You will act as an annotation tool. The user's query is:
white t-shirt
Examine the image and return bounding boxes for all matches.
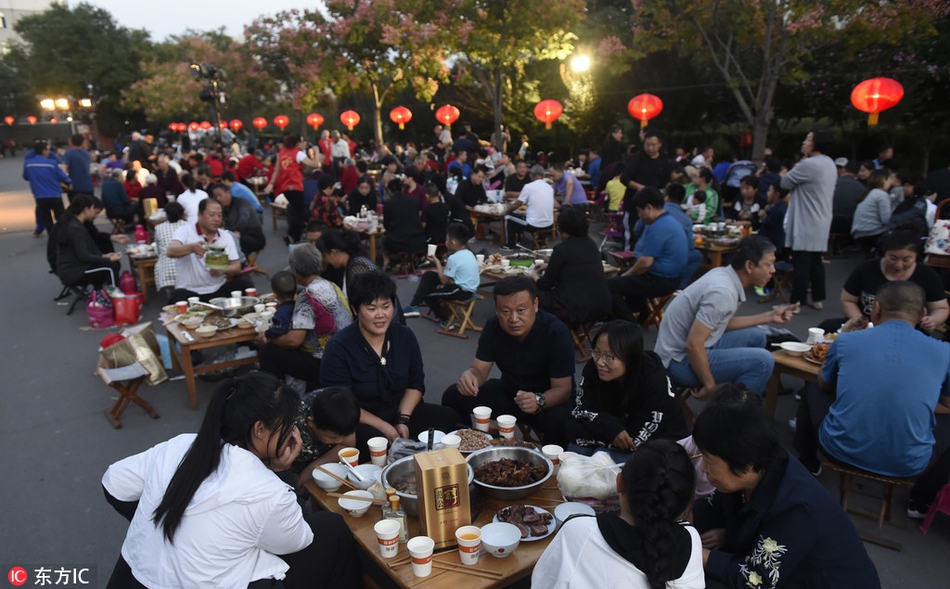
[102,434,312,588]
[171,222,240,294]
[517,179,556,228]
[176,189,209,224]
[331,139,350,159]
[532,517,704,589]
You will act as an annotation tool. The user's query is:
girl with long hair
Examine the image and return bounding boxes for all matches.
[532,439,703,588]
[102,372,362,589]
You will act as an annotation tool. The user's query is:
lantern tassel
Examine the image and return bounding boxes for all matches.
[868,112,879,126]
[399,123,405,130]
[545,122,552,130]
[640,118,648,129]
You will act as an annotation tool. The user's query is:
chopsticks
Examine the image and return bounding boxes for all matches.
[316,465,358,491]
[325,492,387,505]
[526,495,565,504]
[431,561,503,579]
[387,554,411,568]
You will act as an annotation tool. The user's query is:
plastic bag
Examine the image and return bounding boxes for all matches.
[557,452,622,501]
[86,289,114,329]
[388,438,430,463]
[113,293,143,326]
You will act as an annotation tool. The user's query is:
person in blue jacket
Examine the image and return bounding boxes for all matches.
[23,140,71,242]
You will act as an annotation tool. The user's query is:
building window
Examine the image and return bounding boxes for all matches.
[0,13,6,29]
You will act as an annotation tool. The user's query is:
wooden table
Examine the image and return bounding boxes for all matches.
[471,210,508,246]
[362,228,384,264]
[765,350,821,419]
[164,320,259,409]
[696,241,738,269]
[128,256,157,304]
[270,199,288,232]
[478,263,618,296]
[304,478,564,588]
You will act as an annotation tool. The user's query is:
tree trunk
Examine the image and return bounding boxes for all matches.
[492,68,504,154]
[372,82,384,149]
[751,110,771,162]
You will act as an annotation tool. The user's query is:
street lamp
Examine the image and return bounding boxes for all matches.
[40,98,55,111]
[570,55,590,73]
[78,98,92,108]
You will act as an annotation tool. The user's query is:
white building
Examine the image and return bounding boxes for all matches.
[0,0,64,55]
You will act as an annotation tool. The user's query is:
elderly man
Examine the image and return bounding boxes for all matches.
[154,154,183,196]
[166,198,253,303]
[794,281,950,515]
[211,183,266,258]
[608,187,688,322]
[781,128,837,310]
[441,276,575,445]
[655,236,795,397]
[502,165,558,250]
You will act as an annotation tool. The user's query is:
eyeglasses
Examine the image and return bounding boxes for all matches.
[591,350,618,365]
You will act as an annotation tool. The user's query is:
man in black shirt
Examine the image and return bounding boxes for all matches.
[620,129,672,192]
[441,277,576,445]
[504,160,531,199]
[456,164,488,211]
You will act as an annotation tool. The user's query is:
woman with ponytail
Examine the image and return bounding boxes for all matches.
[532,439,703,588]
[101,371,362,589]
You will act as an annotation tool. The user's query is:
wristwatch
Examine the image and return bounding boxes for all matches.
[534,393,547,413]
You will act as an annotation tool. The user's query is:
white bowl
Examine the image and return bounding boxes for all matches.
[195,325,218,338]
[346,464,382,490]
[338,490,374,517]
[417,430,445,445]
[780,341,811,356]
[311,463,348,492]
[480,522,521,558]
[554,501,596,525]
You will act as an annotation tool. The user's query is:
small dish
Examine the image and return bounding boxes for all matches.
[338,490,374,517]
[195,325,218,338]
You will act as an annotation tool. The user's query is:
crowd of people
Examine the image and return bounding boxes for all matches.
[20,121,950,588]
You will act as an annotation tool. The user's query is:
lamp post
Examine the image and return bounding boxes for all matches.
[190,63,227,138]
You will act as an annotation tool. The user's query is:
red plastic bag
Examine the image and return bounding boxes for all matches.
[113,293,143,326]
[87,290,114,329]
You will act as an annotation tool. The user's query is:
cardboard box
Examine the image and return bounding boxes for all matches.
[413,449,471,549]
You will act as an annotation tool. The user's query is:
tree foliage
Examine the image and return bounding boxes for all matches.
[623,0,950,159]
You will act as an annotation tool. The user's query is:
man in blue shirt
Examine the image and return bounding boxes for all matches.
[794,280,950,515]
[221,171,263,222]
[24,140,71,245]
[63,134,93,202]
[608,187,687,322]
[587,148,602,189]
[550,162,588,213]
[403,223,479,327]
[632,184,702,289]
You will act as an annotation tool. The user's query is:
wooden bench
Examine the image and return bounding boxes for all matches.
[822,460,915,551]
[100,361,159,429]
[569,323,594,363]
[641,292,675,330]
[428,295,483,339]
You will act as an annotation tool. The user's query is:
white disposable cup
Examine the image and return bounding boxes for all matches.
[559,451,580,464]
[230,290,242,299]
[441,434,461,450]
[497,414,517,439]
[476,254,485,265]
[473,406,492,432]
[807,327,824,344]
[427,244,437,257]
[542,444,564,465]
[407,536,435,577]
[374,519,401,559]
[254,303,266,313]
[534,259,544,266]
[265,302,278,310]
[455,526,482,566]
[338,447,360,467]
[246,288,258,297]
[187,296,200,305]
[367,437,389,467]
[501,259,511,268]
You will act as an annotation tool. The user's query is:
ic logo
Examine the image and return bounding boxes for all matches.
[8,567,27,586]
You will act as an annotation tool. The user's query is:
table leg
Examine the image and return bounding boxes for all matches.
[136,264,149,304]
[711,251,722,268]
[179,342,198,409]
[499,216,507,247]
[369,234,377,264]
[765,372,781,419]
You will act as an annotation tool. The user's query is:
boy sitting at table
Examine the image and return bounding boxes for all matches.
[292,386,361,485]
[402,223,480,328]
[261,270,298,342]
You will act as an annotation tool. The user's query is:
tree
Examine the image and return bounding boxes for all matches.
[122,30,270,124]
[622,0,949,160]
[12,2,150,133]
[449,0,586,150]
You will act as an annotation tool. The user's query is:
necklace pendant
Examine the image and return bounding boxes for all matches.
[380,357,387,366]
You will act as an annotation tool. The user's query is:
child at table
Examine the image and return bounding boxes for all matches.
[263,271,298,342]
[685,190,708,224]
[292,386,360,485]
[402,223,480,326]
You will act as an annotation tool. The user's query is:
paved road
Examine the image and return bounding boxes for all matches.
[0,154,946,586]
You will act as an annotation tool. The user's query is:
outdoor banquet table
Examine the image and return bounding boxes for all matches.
[303,476,564,588]
[127,254,157,304]
[696,240,738,269]
[765,349,821,420]
[477,260,619,296]
[164,319,258,409]
[471,209,508,246]
[361,227,384,264]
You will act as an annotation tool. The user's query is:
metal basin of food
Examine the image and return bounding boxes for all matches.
[380,455,475,517]
[208,296,260,318]
[466,447,554,501]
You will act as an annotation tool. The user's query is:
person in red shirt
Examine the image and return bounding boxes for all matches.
[338,158,360,194]
[343,133,358,160]
[236,150,266,183]
[124,169,142,202]
[316,130,333,167]
[206,152,225,178]
[265,134,322,243]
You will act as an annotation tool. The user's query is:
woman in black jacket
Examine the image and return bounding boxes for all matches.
[54,194,122,288]
[567,320,690,463]
[532,206,611,326]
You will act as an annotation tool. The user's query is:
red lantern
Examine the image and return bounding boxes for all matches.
[627,94,663,128]
[533,99,563,130]
[3,116,13,126]
[26,116,37,125]
[850,77,904,126]
[340,110,360,131]
[176,123,186,132]
[389,106,412,130]
[306,113,324,130]
[199,120,212,130]
[252,117,267,131]
[189,122,200,131]
[168,122,177,132]
[218,120,228,130]
[435,104,460,127]
[274,114,289,131]
[230,119,243,132]
[50,117,58,124]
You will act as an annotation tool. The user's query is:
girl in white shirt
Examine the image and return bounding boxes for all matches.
[102,372,362,589]
[532,439,704,589]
